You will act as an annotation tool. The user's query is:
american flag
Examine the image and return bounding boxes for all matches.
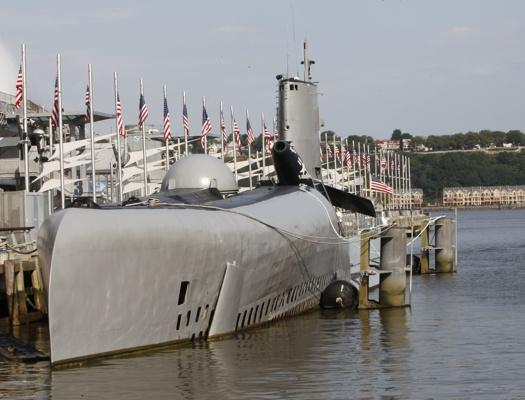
[246,116,254,144]
[163,95,172,141]
[233,119,242,150]
[220,108,227,142]
[50,75,60,127]
[343,146,352,166]
[327,144,333,159]
[15,65,23,109]
[84,85,91,123]
[335,144,341,161]
[201,103,212,147]
[263,122,272,150]
[182,101,190,138]
[116,93,127,138]
[138,93,149,127]
[380,156,387,174]
[371,176,394,195]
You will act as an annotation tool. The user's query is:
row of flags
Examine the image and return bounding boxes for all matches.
[321,133,412,203]
[14,56,276,153]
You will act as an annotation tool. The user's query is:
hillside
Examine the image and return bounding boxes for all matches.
[410,151,525,202]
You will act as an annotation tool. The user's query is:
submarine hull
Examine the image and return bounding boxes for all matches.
[39,186,348,365]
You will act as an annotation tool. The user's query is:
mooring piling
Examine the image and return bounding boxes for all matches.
[435,218,455,273]
[379,227,407,307]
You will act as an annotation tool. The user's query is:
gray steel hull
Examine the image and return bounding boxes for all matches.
[38,186,349,365]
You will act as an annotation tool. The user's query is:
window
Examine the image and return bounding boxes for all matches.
[178,281,189,305]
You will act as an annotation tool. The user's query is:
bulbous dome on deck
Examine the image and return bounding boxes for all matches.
[160,154,238,193]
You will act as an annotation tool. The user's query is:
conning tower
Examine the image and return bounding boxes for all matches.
[277,41,321,179]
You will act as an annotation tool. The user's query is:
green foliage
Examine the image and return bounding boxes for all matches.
[391,129,402,140]
[415,130,525,150]
[411,151,525,201]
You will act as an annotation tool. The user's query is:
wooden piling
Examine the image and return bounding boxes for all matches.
[15,260,29,325]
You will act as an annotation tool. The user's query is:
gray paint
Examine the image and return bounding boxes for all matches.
[436,218,454,273]
[278,78,321,179]
[38,186,347,364]
[379,227,407,306]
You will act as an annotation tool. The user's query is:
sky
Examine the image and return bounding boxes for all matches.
[1,0,525,138]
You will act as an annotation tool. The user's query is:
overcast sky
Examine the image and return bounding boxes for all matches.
[1,0,524,138]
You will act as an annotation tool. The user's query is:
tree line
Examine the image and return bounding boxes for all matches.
[391,129,525,151]
[410,151,525,202]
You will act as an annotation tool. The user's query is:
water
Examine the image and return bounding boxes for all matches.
[1,209,525,399]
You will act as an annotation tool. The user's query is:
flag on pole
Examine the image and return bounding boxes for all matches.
[182,101,190,139]
[116,93,127,138]
[201,103,212,147]
[233,119,242,150]
[84,85,91,122]
[246,116,254,144]
[343,146,351,166]
[263,122,272,150]
[335,145,341,161]
[163,95,172,141]
[327,144,333,159]
[371,176,394,195]
[51,75,60,127]
[15,65,23,109]
[138,93,149,127]
[220,107,227,142]
[380,155,387,174]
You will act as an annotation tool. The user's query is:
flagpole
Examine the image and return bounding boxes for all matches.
[220,101,224,159]
[367,143,370,197]
[261,112,266,178]
[87,64,96,202]
[332,135,338,187]
[340,137,345,189]
[246,109,252,190]
[21,44,30,192]
[183,91,188,156]
[402,155,406,209]
[358,142,363,196]
[202,96,207,155]
[56,54,65,208]
[163,85,170,171]
[113,72,123,203]
[231,106,238,181]
[324,133,329,183]
[408,157,412,210]
[140,79,148,196]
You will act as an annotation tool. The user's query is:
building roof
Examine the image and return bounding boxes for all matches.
[5,111,115,126]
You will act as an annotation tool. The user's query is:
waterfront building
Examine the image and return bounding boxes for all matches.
[443,186,525,207]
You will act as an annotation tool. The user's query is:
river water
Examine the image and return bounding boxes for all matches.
[1,209,525,399]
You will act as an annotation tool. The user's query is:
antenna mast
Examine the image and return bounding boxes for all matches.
[301,40,315,81]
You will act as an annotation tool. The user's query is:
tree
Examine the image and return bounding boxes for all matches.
[506,130,525,146]
[391,129,402,140]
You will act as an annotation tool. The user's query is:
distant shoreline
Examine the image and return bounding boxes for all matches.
[423,205,525,212]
